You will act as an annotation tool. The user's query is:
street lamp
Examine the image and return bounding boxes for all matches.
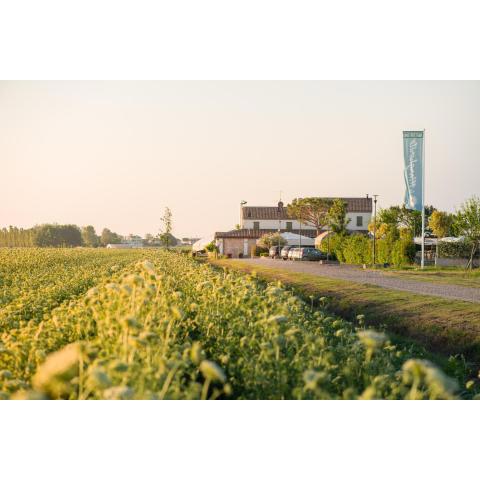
[240,200,247,229]
[277,199,283,259]
[372,195,378,266]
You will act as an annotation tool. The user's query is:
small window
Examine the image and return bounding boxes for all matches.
[356,216,363,227]
[286,221,292,231]
[253,221,260,230]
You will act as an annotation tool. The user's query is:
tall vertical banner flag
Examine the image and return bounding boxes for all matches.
[403,131,424,211]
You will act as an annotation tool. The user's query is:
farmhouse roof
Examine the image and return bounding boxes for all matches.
[242,197,372,220]
[214,228,318,239]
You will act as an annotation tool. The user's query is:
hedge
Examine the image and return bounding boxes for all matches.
[319,234,415,267]
[438,241,474,259]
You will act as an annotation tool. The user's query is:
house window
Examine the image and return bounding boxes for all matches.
[253,221,260,230]
[356,216,363,227]
[286,221,292,231]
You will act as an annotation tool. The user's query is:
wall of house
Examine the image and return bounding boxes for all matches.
[346,213,371,230]
[218,238,257,258]
[242,219,310,230]
[242,213,371,231]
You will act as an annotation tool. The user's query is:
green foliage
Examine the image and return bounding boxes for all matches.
[391,240,416,267]
[327,198,350,235]
[0,249,460,399]
[101,228,123,246]
[253,245,268,257]
[325,233,415,266]
[0,226,35,247]
[258,233,287,249]
[428,210,453,239]
[287,197,333,234]
[375,204,435,237]
[318,234,346,262]
[82,225,99,247]
[438,241,474,259]
[341,235,371,264]
[455,196,480,268]
[159,207,174,248]
[204,241,218,253]
[33,224,82,247]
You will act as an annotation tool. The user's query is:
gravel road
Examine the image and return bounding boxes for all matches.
[241,258,480,304]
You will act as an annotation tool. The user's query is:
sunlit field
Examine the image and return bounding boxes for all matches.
[0,248,473,399]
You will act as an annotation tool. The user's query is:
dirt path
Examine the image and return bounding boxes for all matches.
[242,259,480,304]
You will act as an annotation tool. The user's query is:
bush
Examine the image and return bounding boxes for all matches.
[438,241,473,259]
[259,252,269,257]
[324,233,415,266]
[318,234,346,262]
[391,239,416,266]
[253,246,268,257]
[342,235,371,264]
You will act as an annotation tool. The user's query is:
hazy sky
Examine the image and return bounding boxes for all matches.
[1,81,479,238]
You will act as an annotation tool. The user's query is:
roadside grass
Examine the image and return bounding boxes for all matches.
[377,266,480,288]
[211,259,480,369]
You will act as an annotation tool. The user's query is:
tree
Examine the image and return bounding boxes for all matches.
[100,228,122,246]
[287,197,333,235]
[144,233,154,246]
[205,241,219,253]
[82,225,99,247]
[327,198,350,235]
[373,204,436,237]
[33,224,82,247]
[429,210,454,266]
[257,232,287,249]
[159,207,173,248]
[455,196,480,269]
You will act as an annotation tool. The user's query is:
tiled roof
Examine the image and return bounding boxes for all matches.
[242,197,372,220]
[215,228,318,239]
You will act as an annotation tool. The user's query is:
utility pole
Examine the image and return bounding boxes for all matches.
[372,195,378,266]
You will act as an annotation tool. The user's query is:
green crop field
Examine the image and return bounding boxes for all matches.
[0,248,475,399]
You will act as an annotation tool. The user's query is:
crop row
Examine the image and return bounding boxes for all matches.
[0,248,151,333]
[0,249,468,399]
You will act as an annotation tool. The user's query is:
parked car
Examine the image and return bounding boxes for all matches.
[292,247,326,261]
[269,245,280,259]
[280,245,292,260]
[288,247,299,260]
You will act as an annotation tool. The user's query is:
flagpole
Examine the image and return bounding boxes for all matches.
[421,129,425,269]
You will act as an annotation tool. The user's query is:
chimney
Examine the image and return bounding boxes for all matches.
[366,194,369,199]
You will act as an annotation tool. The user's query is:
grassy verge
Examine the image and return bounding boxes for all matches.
[211,259,480,367]
[377,266,480,288]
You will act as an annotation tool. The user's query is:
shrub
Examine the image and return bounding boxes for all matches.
[391,239,416,266]
[204,241,219,253]
[318,234,346,262]
[324,233,415,266]
[253,246,268,257]
[342,235,371,264]
[258,233,286,249]
[438,241,474,259]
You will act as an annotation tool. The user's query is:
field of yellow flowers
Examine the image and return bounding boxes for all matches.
[0,248,472,399]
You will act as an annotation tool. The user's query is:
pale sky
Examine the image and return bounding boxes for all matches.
[1,81,479,239]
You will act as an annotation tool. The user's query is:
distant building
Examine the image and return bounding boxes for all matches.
[107,234,143,249]
[181,237,201,246]
[215,196,372,258]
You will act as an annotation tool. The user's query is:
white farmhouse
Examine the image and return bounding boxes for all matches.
[215,196,372,258]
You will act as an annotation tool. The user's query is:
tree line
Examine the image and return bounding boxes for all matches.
[1,207,179,248]
[0,224,124,248]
